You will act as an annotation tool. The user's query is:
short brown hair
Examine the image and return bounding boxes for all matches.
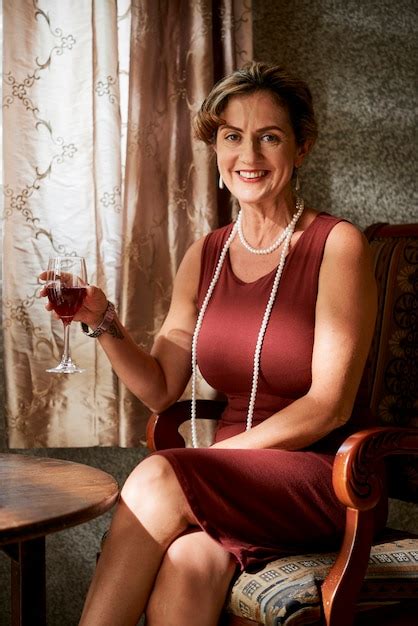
[194,61,317,148]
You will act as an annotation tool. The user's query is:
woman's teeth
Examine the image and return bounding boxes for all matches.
[239,170,267,179]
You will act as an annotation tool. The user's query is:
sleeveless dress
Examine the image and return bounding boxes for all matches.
[155,213,387,571]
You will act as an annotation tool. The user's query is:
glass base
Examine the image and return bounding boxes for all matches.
[46,357,85,374]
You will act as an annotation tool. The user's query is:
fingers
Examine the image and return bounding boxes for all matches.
[38,275,109,325]
[38,283,50,304]
[38,270,88,288]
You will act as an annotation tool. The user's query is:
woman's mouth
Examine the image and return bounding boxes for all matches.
[237,170,268,182]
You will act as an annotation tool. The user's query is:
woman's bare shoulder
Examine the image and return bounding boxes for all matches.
[322,217,370,259]
[179,223,233,270]
[321,219,375,286]
[179,235,206,271]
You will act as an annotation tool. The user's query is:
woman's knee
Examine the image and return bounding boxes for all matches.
[120,455,194,523]
[153,531,235,590]
[146,532,235,622]
[171,532,233,571]
[121,455,172,499]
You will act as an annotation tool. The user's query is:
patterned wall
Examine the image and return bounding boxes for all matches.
[253,0,417,229]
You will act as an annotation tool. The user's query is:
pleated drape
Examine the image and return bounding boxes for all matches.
[119,0,252,444]
[2,0,252,447]
[2,0,130,446]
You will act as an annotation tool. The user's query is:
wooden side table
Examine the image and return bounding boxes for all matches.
[0,453,119,626]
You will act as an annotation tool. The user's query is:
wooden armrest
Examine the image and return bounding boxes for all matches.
[332,426,418,510]
[146,399,226,451]
[322,426,418,626]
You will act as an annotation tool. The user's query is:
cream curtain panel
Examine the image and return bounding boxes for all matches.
[3,0,131,447]
[2,0,252,448]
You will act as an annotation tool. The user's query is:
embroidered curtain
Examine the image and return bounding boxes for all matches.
[2,0,252,447]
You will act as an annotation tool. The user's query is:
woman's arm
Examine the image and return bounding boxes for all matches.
[213,222,377,450]
[41,238,204,413]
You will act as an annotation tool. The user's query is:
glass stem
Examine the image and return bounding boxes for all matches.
[62,321,72,364]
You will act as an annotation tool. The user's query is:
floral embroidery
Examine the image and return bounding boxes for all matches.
[95,76,118,104]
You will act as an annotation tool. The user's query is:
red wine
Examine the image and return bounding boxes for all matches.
[47,285,87,322]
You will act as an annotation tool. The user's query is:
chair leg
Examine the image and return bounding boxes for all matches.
[321,508,375,626]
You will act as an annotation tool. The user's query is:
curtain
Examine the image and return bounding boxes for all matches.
[119,0,253,444]
[2,0,252,447]
[2,0,131,447]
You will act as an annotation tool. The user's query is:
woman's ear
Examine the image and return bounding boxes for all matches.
[294,139,313,168]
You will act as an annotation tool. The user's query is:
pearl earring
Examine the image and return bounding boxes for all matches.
[294,168,300,193]
[218,174,224,190]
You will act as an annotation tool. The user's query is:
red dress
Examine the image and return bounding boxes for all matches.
[156,213,387,570]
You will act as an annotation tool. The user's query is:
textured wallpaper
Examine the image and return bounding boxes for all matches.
[253,0,418,229]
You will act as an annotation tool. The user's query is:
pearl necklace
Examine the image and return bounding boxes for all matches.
[190,198,304,448]
[237,197,303,255]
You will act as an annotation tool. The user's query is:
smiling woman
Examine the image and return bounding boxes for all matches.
[77,62,383,626]
[194,64,318,263]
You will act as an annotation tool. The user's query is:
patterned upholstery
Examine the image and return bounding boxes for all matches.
[363,225,418,501]
[226,537,418,626]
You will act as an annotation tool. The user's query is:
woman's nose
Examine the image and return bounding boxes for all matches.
[239,137,260,164]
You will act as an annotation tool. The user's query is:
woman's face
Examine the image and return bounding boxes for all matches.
[215,91,309,209]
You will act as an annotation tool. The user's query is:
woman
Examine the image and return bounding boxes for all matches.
[46,62,383,625]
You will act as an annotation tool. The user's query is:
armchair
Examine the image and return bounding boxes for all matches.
[147,223,418,626]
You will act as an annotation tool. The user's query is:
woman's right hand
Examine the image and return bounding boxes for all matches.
[39,271,109,330]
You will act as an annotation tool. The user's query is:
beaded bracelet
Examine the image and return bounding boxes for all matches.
[81,301,116,338]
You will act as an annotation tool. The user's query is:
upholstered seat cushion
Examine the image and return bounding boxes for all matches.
[226,536,418,626]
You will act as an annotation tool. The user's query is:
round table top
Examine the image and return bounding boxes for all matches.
[0,453,119,545]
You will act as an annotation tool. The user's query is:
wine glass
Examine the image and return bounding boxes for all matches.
[45,256,88,374]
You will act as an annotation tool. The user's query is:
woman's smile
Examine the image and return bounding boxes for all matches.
[237,169,269,182]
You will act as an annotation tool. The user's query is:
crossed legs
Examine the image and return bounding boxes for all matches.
[79,455,236,626]
[146,530,236,625]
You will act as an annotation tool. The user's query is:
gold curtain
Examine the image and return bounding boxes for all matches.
[119,0,252,445]
[2,0,252,448]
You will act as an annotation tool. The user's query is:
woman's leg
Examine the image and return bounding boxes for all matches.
[79,455,200,626]
[146,531,237,626]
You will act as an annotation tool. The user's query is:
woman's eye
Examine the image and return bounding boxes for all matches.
[225,133,240,142]
[260,134,279,143]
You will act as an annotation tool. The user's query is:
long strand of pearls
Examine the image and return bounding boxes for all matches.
[245,198,304,431]
[237,198,303,255]
[190,222,239,449]
[190,198,304,448]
